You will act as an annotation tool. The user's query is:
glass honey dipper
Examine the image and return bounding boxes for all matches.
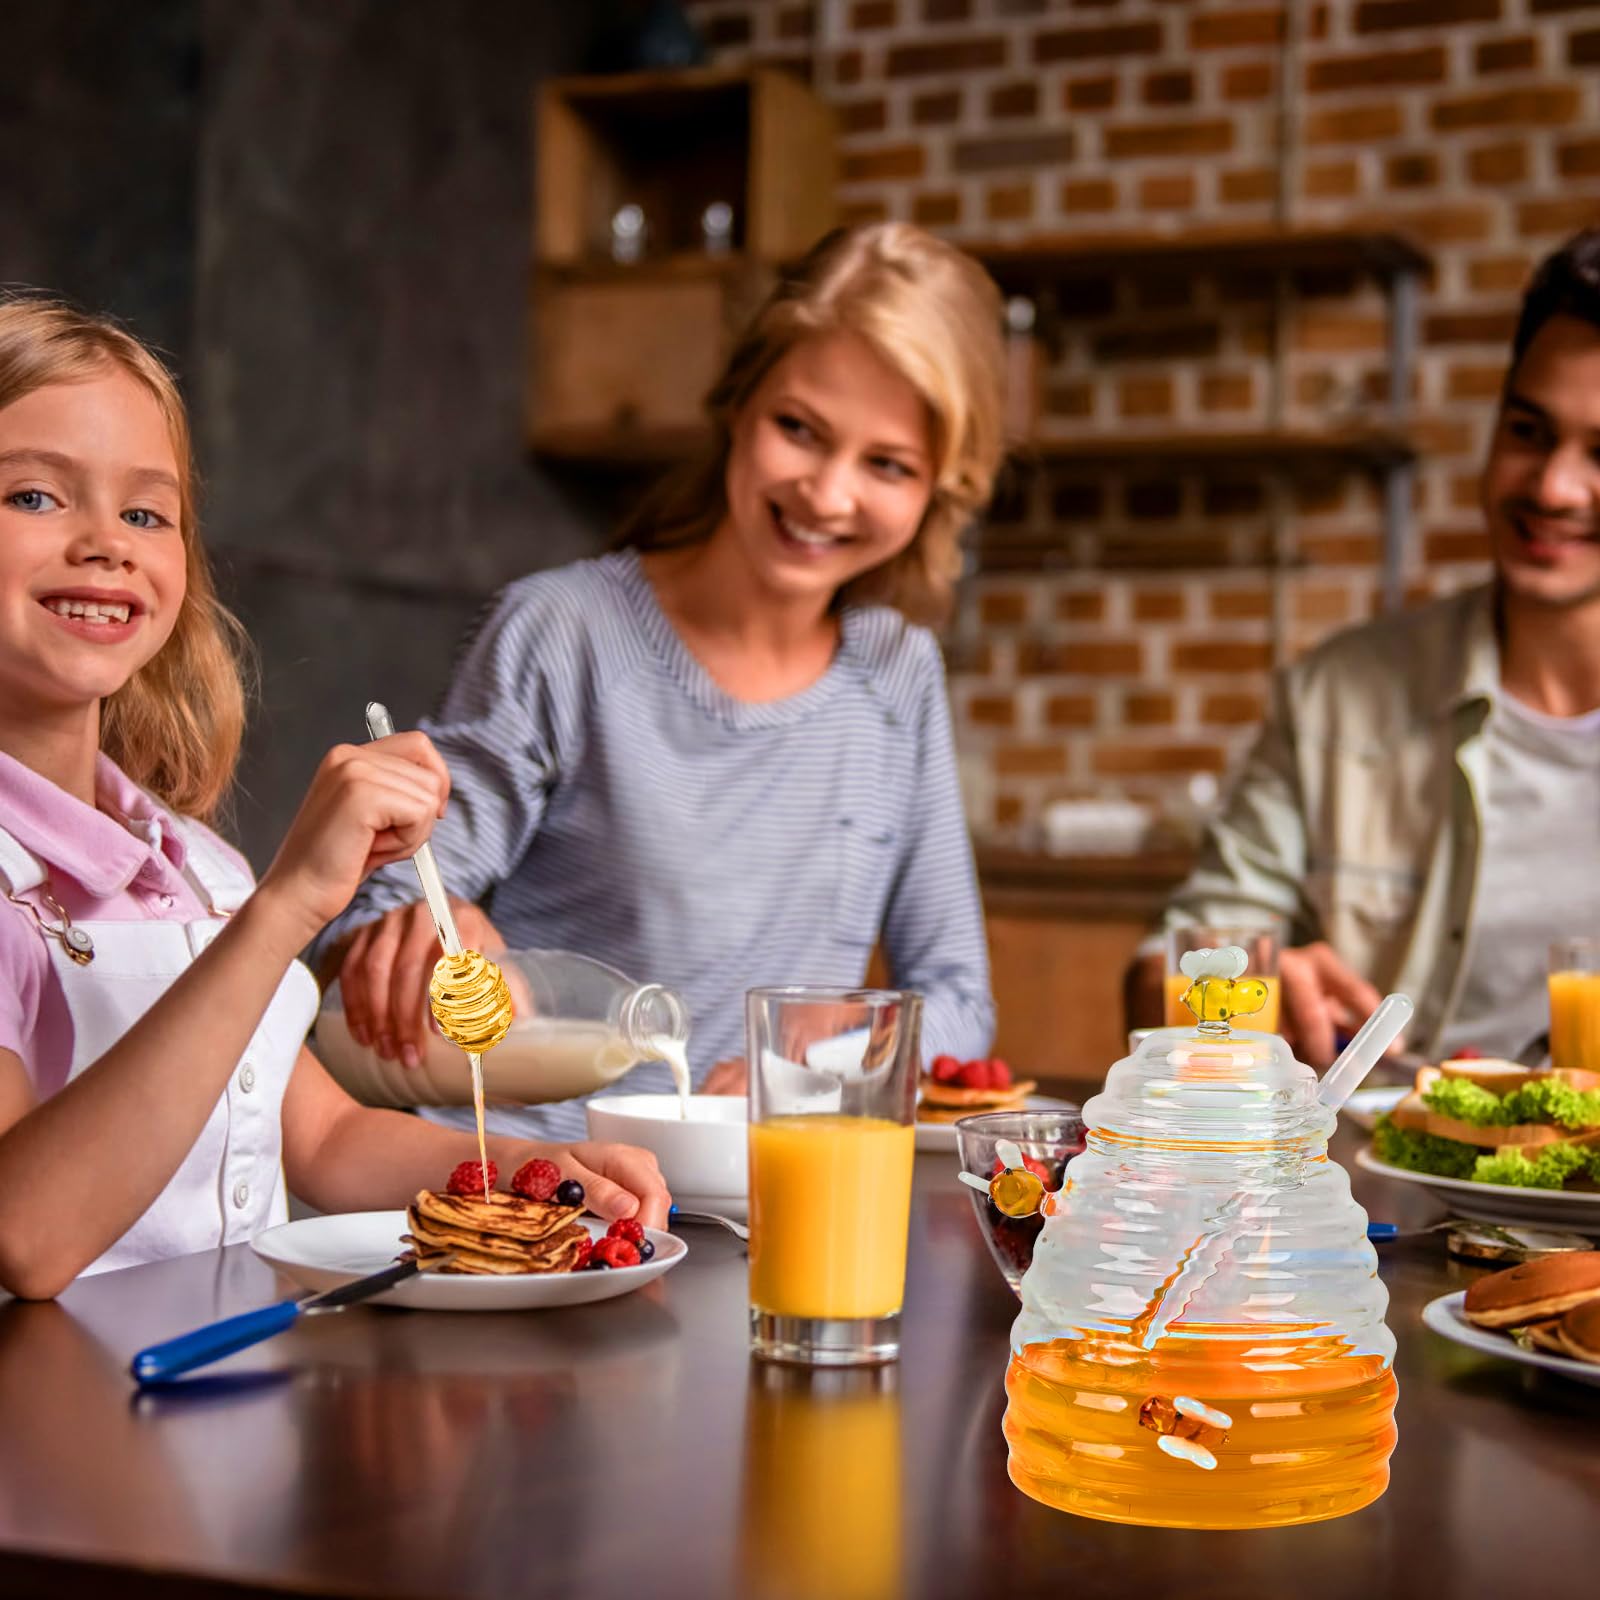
[365,702,513,1193]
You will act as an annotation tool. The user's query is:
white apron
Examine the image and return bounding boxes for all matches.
[0,817,318,1276]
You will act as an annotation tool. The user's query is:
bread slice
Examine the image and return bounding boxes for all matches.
[1388,1086,1581,1149]
[1438,1059,1600,1094]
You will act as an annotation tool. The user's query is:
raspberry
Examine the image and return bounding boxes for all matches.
[930,1054,962,1083]
[957,1060,991,1089]
[607,1217,646,1246]
[572,1237,594,1272]
[591,1237,641,1270]
[989,1058,1013,1088]
[446,1159,497,1197]
[511,1158,561,1202]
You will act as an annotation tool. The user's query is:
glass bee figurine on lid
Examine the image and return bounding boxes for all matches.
[1002,946,1411,1529]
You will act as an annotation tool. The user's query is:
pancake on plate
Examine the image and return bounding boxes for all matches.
[1462,1250,1600,1329]
[401,1188,589,1276]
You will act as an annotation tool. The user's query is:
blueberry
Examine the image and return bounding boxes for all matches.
[635,1238,655,1263]
[555,1179,585,1207]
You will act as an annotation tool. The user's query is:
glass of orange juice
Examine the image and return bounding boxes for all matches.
[1549,938,1600,1072]
[1164,921,1283,1031]
[746,986,921,1366]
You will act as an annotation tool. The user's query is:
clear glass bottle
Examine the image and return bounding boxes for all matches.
[315,948,690,1108]
[1004,979,1397,1529]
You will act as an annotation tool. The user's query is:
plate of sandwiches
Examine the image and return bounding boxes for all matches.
[914,1055,1074,1152]
[1422,1250,1600,1387]
[1355,1056,1600,1231]
[253,1186,684,1312]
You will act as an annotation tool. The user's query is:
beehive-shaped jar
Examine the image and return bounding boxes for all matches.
[1003,993,1397,1529]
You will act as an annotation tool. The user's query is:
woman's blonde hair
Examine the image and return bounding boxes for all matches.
[0,296,248,820]
[619,223,1006,625]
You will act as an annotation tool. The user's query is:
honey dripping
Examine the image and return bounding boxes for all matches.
[428,951,514,1196]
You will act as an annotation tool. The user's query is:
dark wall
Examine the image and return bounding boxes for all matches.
[2,1,626,865]
[0,1,200,367]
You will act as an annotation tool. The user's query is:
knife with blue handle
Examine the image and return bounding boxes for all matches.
[130,1255,435,1385]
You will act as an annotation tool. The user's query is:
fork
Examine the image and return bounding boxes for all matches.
[668,1206,749,1242]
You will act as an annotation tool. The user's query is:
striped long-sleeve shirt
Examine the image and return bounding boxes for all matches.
[315,550,993,1141]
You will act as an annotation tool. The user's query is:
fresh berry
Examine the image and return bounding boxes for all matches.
[555,1178,586,1207]
[573,1237,594,1271]
[635,1238,655,1263]
[930,1054,962,1084]
[607,1216,646,1246]
[591,1237,640,1270]
[957,1060,992,1090]
[989,1058,1013,1088]
[511,1158,561,1202]
[446,1159,497,1197]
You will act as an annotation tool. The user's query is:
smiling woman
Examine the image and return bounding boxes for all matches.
[317,223,1011,1140]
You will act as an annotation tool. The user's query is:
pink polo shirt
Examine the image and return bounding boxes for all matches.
[0,751,253,1099]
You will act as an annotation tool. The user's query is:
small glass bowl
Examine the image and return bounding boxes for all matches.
[954,1108,1086,1297]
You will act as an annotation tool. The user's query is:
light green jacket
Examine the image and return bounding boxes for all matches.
[1162,584,1499,1057]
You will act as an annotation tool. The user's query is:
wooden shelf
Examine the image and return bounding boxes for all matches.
[972,225,1430,292]
[1018,425,1417,471]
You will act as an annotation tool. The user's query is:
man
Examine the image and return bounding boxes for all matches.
[1132,229,1600,1068]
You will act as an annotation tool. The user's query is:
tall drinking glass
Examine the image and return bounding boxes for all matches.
[1165,921,1283,1031]
[1549,938,1600,1072]
[746,986,921,1366]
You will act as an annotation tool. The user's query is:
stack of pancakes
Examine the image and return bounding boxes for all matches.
[917,1072,1038,1124]
[402,1188,589,1276]
[1463,1250,1600,1364]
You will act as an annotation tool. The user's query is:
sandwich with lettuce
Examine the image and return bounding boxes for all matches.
[1372,1058,1600,1191]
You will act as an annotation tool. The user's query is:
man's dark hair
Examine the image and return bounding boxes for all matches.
[1511,229,1600,369]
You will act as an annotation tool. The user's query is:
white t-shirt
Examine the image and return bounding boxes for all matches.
[1446,690,1600,1059]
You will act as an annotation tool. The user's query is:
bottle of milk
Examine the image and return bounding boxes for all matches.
[314,948,691,1109]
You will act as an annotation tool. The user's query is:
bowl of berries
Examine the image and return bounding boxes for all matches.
[954,1109,1086,1296]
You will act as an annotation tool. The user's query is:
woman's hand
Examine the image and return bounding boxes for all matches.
[1279,941,1402,1069]
[338,897,506,1066]
[256,735,451,954]
[699,1058,748,1095]
[545,1141,670,1230]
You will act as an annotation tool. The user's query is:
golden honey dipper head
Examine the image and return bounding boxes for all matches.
[429,950,514,1053]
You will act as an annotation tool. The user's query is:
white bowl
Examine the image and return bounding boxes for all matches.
[585,1094,748,1205]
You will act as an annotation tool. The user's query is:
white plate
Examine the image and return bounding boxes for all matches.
[251,1211,684,1311]
[1341,1085,1408,1130]
[1355,1147,1600,1233]
[913,1094,1079,1153]
[1422,1290,1600,1388]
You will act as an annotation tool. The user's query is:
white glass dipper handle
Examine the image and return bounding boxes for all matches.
[1316,993,1413,1113]
[363,701,462,958]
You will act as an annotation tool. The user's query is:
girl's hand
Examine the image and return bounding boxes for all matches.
[257,735,451,952]
[548,1141,670,1230]
[339,897,505,1066]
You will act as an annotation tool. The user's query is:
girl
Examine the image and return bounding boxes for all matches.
[322,223,1008,1142]
[0,297,668,1299]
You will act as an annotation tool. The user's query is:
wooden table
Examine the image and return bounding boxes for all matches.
[2,1117,1596,1600]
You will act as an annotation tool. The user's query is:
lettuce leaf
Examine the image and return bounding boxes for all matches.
[1471,1142,1594,1190]
[1371,1115,1479,1179]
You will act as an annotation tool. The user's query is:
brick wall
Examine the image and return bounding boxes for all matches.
[685,0,1600,842]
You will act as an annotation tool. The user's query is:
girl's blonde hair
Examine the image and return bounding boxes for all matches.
[0,296,248,820]
[619,223,1006,625]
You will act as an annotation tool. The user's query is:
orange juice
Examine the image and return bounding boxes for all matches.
[1164,972,1281,1032]
[1549,970,1600,1072]
[1005,1329,1396,1530]
[749,1116,915,1320]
